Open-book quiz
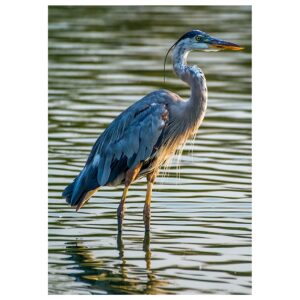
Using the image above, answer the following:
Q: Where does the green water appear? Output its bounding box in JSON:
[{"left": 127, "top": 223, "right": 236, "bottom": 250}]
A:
[{"left": 48, "top": 5, "right": 251, "bottom": 295}]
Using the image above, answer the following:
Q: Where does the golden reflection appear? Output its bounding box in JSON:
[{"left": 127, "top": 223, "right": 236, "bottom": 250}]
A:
[
  {"left": 116, "top": 232, "right": 128, "bottom": 284},
  {"left": 142, "top": 231, "right": 169, "bottom": 294}
]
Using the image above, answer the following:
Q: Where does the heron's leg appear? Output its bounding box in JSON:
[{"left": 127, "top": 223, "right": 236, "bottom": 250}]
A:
[
  {"left": 117, "top": 163, "right": 142, "bottom": 232},
  {"left": 117, "top": 186, "right": 129, "bottom": 232},
  {"left": 143, "top": 171, "right": 158, "bottom": 231},
  {"left": 143, "top": 181, "right": 153, "bottom": 231}
]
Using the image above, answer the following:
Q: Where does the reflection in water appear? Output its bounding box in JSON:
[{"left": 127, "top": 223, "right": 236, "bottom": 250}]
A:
[
  {"left": 142, "top": 231, "right": 161, "bottom": 294},
  {"left": 65, "top": 232, "right": 167, "bottom": 294}
]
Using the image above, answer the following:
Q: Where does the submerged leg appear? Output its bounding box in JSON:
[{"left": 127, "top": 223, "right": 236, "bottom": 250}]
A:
[
  {"left": 143, "top": 171, "right": 158, "bottom": 231},
  {"left": 117, "top": 186, "right": 129, "bottom": 232},
  {"left": 143, "top": 182, "right": 153, "bottom": 231},
  {"left": 117, "top": 163, "right": 142, "bottom": 232}
]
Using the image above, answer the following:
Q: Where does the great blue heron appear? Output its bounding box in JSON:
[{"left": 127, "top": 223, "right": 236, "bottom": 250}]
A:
[{"left": 62, "top": 30, "right": 242, "bottom": 232}]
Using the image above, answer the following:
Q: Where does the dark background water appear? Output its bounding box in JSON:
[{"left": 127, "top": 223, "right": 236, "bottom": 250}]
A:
[{"left": 48, "top": 5, "right": 251, "bottom": 295}]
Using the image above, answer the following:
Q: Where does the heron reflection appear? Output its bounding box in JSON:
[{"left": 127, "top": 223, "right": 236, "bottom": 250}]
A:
[{"left": 65, "top": 232, "right": 167, "bottom": 294}]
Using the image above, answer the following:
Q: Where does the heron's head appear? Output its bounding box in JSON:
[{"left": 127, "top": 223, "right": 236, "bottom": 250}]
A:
[
  {"left": 163, "top": 30, "right": 243, "bottom": 83},
  {"left": 174, "top": 29, "right": 243, "bottom": 52}
]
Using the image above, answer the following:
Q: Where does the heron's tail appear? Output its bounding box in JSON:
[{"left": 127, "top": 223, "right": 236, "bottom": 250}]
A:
[
  {"left": 62, "top": 169, "right": 99, "bottom": 211},
  {"left": 62, "top": 181, "right": 76, "bottom": 205}
]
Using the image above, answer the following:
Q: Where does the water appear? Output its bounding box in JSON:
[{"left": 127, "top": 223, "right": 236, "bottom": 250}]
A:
[{"left": 48, "top": 6, "right": 251, "bottom": 295}]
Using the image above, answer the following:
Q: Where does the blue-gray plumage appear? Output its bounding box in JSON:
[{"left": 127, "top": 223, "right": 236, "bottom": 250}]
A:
[{"left": 62, "top": 29, "right": 243, "bottom": 231}]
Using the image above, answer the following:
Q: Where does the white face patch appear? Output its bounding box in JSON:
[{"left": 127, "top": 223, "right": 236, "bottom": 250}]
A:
[{"left": 192, "top": 42, "right": 210, "bottom": 50}]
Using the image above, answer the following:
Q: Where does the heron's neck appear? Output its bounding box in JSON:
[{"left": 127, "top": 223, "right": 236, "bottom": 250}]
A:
[{"left": 172, "top": 44, "right": 207, "bottom": 123}]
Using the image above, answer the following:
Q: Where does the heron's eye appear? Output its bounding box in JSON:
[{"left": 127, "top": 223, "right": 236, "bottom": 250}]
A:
[{"left": 195, "top": 35, "right": 202, "bottom": 42}]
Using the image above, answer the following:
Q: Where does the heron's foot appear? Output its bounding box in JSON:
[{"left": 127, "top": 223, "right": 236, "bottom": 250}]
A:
[
  {"left": 143, "top": 204, "right": 151, "bottom": 231},
  {"left": 117, "top": 203, "right": 125, "bottom": 232}
]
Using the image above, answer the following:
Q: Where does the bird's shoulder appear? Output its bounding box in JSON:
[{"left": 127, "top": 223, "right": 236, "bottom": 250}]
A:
[
  {"left": 134, "top": 89, "right": 183, "bottom": 107},
  {"left": 103, "top": 89, "right": 181, "bottom": 134}
]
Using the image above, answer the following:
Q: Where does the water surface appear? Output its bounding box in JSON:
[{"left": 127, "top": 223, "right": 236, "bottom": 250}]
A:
[{"left": 48, "top": 5, "right": 251, "bottom": 295}]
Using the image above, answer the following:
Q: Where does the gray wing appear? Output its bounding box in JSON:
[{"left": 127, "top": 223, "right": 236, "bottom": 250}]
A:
[
  {"left": 90, "top": 101, "right": 169, "bottom": 186},
  {"left": 63, "top": 90, "right": 178, "bottom": 205}
]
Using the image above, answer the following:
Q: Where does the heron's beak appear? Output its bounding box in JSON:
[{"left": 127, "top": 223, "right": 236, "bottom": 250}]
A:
[{"left": 208, "top": 37, "right": 243, "bottom": 51}]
